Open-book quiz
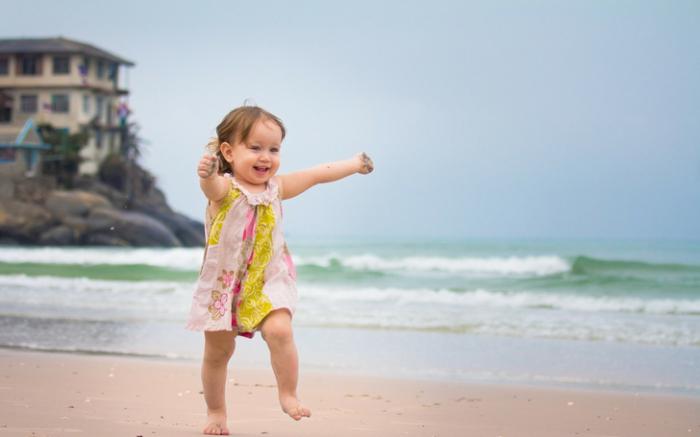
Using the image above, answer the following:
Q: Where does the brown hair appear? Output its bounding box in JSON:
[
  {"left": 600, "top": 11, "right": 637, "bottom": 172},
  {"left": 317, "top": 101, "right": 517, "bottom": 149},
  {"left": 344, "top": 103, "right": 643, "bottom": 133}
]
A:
[{"left": 207, "top": 105, "right": 286, "bottom": 175}]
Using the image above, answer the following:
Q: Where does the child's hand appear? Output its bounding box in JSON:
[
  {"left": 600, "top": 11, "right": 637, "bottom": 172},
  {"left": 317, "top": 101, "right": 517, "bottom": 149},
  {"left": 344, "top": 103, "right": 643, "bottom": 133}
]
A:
[
  {"left": 197, "top": 153, "right": 218, "bottom": 178},
  {"left": 356, "top": 152, "right": 374, "bottom": 174}
]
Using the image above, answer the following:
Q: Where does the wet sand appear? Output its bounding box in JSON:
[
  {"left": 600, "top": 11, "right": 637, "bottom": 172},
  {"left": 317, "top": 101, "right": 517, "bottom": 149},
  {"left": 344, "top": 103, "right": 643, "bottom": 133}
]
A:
[{"left": 0, "top": 348, "right": 698, "bottom": 436}]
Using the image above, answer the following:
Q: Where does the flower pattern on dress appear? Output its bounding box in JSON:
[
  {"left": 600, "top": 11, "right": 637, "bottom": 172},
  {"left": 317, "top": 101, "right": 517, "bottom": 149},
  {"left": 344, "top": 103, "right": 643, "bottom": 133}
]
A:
[
  {"left": 208, "top": 290, "right": 228, "bottom": 320},
  {"left": 217, "top": 269, "right": 235, "bottom": 290},
  {"left": 188, "top": 176, "right": 295, "bottom": 337}
]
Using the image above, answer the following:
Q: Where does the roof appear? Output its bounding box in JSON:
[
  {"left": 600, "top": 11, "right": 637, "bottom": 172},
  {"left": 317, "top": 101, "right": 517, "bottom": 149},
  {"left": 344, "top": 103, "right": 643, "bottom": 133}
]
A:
[
  {"left": 0, "top": 118, "right": 50, "bottom": 150},
  {"left": 0, "top": 37, "right": 134, "bottom": 66}
]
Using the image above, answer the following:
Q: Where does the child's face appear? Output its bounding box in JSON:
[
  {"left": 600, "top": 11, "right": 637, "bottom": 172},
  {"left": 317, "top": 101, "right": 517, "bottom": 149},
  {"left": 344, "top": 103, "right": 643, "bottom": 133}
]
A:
[{"left": 221, "top": 118, "right": 282, "bottom": 187}]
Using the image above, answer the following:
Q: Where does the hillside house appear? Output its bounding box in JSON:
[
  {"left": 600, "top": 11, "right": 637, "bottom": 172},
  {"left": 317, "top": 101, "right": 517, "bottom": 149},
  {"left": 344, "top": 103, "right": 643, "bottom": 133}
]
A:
[{"left": 0, "top": 37, "right": 134, "bottom": 176}]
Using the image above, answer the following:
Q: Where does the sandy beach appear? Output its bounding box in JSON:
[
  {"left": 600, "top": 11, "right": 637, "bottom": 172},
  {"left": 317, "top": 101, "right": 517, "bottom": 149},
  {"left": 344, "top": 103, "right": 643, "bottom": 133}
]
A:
[{"left": 0, "top": 348, "right": 697, "bottom": 437}]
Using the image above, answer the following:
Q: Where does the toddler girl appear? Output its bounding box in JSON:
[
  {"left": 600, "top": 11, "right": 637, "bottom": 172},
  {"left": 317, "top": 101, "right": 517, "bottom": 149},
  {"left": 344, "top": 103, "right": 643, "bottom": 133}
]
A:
[{"left": 186, "top": 104, "right": 373, "bottom": 435}]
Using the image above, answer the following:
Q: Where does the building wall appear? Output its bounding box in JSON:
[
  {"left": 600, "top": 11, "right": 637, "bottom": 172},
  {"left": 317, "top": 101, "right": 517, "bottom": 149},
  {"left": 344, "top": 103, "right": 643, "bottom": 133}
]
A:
[
  {"left": 0, "top": 54, "right": 120, "bottom": 92},
  {"left": 0, "top": 53, "right": 129, "bottom": 176},
  {"left": 0, "top": 153, "right": 28, "bottom": 178}
]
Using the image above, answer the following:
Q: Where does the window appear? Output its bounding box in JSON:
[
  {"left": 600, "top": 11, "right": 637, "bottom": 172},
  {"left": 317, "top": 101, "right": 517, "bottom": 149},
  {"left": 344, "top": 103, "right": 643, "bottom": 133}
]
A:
[
  {"left": 17, "top": 55, "right": 42, "bottom": 75},
  {"left": 20, "top": 95, "right": 37, "bottom": 113},
  {"left": 83, "top": 94, "right": 90, "bottom": 114},
  {"left": 0, "top": 57, "right": 8, "bottom": 75},
  {"left": 0, "top": 107, "right": 11, "bottom": 122},
  {"left": 109, "top": 63, "right": 118, "bottom": 81},
  {"left": 81, "top": 56, "right": 90, "bottom": 76},
  {"left": 106, "top": 100, "right": 113, "bottom": 125},
  {"left": 96, "top": 95, "right": 104, "bottom": 118},
  {"left": 97, "top": 60, "right": 104, "bottom": 78},
  {"left": 95, "top": 129, "right": 103, "bottom": 149},
  {"left": 51, "top": 94, "right": 69, "bottom": 113},
  {"left": 53, "top": 56, "right": 70, "bottom": 74},
  {"left": 0, "top": 93, "right": 12, "bottom": 122}
]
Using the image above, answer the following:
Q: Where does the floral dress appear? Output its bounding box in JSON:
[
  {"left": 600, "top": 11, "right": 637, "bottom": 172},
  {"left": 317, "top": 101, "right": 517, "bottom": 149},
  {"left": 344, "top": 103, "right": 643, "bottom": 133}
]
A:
[{"left": 185, "top": 174, "right": 297, "bottom": 338}]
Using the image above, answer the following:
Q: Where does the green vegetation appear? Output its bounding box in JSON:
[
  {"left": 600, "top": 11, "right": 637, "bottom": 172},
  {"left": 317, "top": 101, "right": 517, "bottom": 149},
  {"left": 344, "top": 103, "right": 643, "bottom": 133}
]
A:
[{"left": 38, "top": 123, "right": 89, "bottom": 188}]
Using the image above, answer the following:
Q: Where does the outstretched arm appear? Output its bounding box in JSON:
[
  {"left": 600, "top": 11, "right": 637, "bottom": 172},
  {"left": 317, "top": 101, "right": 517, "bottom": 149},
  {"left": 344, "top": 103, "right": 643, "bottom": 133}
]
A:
[
  {"left": 197, "top": 153, "right": 229, "bottom": 204},
  {"left": 277, "top": 153, "right": 374, "bottom": 200}
]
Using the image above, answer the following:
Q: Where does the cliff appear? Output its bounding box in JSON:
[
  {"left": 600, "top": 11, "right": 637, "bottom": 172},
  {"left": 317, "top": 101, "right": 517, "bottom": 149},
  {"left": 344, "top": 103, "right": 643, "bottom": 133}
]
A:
[{"left": 0, "top": 160, "right": 204, "bottom": 247}]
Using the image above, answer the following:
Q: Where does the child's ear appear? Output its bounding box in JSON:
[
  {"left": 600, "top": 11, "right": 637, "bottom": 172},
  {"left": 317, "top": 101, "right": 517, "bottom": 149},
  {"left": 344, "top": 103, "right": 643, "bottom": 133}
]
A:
[{"left": 220, "top": 142, "right": 234, "bottom": 161}]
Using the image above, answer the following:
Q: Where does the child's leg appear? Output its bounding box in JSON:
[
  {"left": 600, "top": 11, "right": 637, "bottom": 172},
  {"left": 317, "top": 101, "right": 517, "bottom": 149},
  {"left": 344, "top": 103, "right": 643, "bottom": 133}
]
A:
[
  {"left": 201, "top": 330, "right": 236, "bottom": 435},
  {"left": 260, "top": 309, "right": 311, "bottom": 421}
]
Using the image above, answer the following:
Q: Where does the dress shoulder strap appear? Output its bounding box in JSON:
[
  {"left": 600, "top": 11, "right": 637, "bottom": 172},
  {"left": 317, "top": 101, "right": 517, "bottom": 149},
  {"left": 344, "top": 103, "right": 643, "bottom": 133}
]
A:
[{"left": 207, "top": 182, "right": 242, "bottom": 246}]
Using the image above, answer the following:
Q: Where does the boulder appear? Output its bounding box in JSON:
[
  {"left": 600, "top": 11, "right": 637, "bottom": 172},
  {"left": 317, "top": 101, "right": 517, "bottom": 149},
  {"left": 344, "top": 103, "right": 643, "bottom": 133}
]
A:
[
  {"left": 0, "top": 200, "right": 54, "bottom": 243},
  {"left": 86, "top": 207, "right": 182, "bottom": 247},
  {"left": 0, "top": 236, "right": 20, "bottom": 245},
  {"left": 13, "top": 176, "right": 56, "bottom": 204},
  {"left": 133, "top": 204, "right": 204, "bottom": 246},
  {"left": 38, "top": 225, "right": 76, "bottom": 245},
  {"left": 0, "top": 178, "right": 13, "bottom": 200},
  {"left": 0, "top": 169, "right": 205, "bottom": 247},
  {"left": 168, "top": 212, "right": 205, "bottom": 246},
  {"left": 45, "top": 190, "right": 112, "bottom": 218},
  {"left": 60, "top": 215, "right": 90, "bottom": 235},
  {"left": 83, "top": 233, "right": 130, "bottom": 247},
  {"left": 74, "top": 176, "right": 130, "bottom": 209}
]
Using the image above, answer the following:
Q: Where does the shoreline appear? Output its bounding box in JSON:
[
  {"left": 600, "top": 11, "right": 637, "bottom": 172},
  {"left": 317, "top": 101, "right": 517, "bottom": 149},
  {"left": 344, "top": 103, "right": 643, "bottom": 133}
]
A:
[
  {"left": 2, "top": 344, "right": 700, "bottom": 400},
  {"left": 2, "top": 319, "right": 700, "bottom": 400},
  {"left": 1, "top": 348, "right": 699, "bottom": 436}
]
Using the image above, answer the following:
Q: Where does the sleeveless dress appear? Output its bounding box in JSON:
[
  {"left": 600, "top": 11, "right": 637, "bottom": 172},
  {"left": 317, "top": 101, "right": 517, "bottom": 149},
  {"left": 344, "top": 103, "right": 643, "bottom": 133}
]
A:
[{"left": 185, "top": 174, "right": 297, "bottom": 338}]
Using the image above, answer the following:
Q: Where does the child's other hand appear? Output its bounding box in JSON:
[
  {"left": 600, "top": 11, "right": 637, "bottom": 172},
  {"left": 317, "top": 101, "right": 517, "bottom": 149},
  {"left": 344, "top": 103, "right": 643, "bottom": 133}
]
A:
[
  {"left": 197, "top": 154, "right": 218, "bottom": 178},
  {"left": 356, "top": 152, "right": 374, "bottom": 175}
]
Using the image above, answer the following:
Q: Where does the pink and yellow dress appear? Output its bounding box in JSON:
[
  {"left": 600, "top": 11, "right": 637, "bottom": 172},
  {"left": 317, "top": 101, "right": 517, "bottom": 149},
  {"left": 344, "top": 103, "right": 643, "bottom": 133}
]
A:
[{"left": 185, "top": 174, "right": 297, "bottom": 338}]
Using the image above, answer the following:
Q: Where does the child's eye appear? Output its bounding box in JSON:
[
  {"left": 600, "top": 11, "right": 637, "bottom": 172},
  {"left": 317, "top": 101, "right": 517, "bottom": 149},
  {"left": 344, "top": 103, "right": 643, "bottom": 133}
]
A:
[
  {"left": 250, "top": 145, "right": 261, "bottom": 151},
  {"left": 271, "top": 148, "right": 280, "bottom": 153}
]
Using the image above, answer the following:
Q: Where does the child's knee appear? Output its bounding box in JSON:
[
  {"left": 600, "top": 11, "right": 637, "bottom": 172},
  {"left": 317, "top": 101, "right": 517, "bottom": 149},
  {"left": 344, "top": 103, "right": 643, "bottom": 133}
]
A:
[
  {"left": 204, "top": 343, "right": 234, "bottom": 364},
  {"left": 203, "top": 332, "right": 236, "bottom": 363},
  {"left": 261, "top": 310, "right": 293, "bottom": 344}
]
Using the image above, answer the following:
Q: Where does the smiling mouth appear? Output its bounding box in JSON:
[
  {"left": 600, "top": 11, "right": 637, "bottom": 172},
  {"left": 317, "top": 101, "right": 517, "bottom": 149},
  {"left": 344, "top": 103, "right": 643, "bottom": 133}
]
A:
[{"left": 253, "top": 166, "right": 270, "bottom": 173}]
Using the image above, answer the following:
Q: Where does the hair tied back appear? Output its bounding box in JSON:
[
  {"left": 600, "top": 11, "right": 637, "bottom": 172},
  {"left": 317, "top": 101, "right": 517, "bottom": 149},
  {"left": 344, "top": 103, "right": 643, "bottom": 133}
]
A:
[{"left": 205, "top": 136, "right": 220, "bottom": 155}]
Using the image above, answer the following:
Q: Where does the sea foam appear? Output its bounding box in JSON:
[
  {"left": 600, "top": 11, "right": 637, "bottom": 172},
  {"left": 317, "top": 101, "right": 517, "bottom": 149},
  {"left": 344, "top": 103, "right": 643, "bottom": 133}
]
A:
[
  {"left": 0, "top": 247, "right": 571, "bottom": 276},
  {"left": 294, "top": 254, "right": 571, "bottom": 276}
]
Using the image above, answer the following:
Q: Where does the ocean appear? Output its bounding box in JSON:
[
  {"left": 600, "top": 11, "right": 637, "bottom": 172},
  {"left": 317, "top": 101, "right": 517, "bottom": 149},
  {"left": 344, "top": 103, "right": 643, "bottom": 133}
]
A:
[{"left": 1, "top": 239, "right": 699, "bottom": 395}]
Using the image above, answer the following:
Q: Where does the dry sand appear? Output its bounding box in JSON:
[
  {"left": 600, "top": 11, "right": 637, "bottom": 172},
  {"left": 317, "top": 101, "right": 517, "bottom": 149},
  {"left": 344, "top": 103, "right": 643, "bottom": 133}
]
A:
[{"left": 0, "top": 348, "right": 698, "bottom": 436}]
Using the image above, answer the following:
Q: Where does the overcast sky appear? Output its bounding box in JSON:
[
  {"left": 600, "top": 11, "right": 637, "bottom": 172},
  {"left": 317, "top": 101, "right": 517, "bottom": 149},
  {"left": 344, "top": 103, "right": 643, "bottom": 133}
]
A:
[{"left": 4, "top": 0, "right": 699, "bottom": 240}]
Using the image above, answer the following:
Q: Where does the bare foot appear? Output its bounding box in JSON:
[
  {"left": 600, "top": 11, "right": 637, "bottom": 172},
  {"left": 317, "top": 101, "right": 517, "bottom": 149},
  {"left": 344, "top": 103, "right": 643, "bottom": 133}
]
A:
[
  {"left": 203, "top": 409, "right": 229, "bottom": 435},
  {"left": 280, "top": 395, "right": 311, "bottom": 421}
]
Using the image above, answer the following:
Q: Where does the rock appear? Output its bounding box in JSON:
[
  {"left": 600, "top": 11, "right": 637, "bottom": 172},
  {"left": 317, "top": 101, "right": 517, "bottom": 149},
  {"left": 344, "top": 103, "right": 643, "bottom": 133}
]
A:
[
  {"left": 0, "top": 167, "right": 204, "bottom": 247},
  {"left": 60, "top": 215, "right": 89, "bottom": 235},
  {"left": 168, "top": 212, "right": 205, "bottom": 246},
  {"left": 0, "top": 236, "right": 20, "bottom": 245},
  {"left": 45, "top": 190, "right": 111, "bottom": 218},
  {"left": 38, "top": 225, "right": 76, "bottom": 245},
  {"left": 0, "top": 179, "right": 13, "bottom": 200},
  {"left": 0, "top": 200, "right": 54, "bottom": 243},
  {"left": 131, "top": 186, "right": 171, "bottom": 212},
  {"left": 134, "top": 205, "right": 204, "bottom": 246},
  {"left": 74, "top": 176, "right": 130, "bottom": 209},
  {"left": 13, "top": 176, "right": 56, "bottom": 204},
  {"left": 87, "top": 207, "right": 182, "bottom": 247},
  {"left": 83, "top": 233, "right": 130, "bottom": 247}
]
